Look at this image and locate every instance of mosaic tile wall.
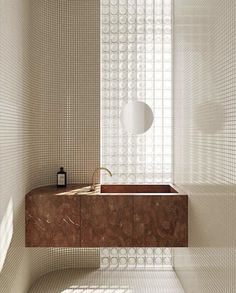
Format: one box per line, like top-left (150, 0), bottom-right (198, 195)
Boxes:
top-left (28, 248), bottom-right (100, 287)
top-left (31, 0), bottom-right (100, 186)
top-left (101, 0), bottom-right (172, 183)
top-left (0, 0), bottom-right (34, 292)
top-left (173, 0), bottom-right (236, 292)
top-left (0, 1), bottom-right (101, 292)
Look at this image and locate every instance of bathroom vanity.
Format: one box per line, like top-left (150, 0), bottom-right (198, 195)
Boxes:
top-left (25, 184), bottom-right (188, 247)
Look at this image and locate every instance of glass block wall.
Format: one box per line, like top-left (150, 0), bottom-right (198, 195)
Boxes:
top-left (100, 247), bottom-right (172, 269)
top-left (101, 0), bottom-right (172, 183)
top-left (101, 0), bottom-right (173, 270)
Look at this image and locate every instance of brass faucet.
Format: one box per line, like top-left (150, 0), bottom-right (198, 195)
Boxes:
top-left (90, 167), bottom-right (112, 191)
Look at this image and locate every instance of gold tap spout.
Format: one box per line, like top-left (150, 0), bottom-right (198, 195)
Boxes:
top-left (90, 167), bottom-right (112, 191)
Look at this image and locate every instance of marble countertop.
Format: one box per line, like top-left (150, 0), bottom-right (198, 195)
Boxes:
top-left (26, 184), bottom-right (187, 197)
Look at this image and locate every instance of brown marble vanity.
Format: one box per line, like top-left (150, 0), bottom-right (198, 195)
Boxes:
top-left (25, 184), bottom-right (188, 247)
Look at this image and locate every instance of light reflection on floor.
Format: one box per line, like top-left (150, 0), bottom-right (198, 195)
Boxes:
top-left (61, 285), bottom-right (132, 293)
top-left (29, 269), bottom-right (185, 293)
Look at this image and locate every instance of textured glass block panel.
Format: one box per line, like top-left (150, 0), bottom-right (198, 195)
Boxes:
top-left (101, 0), bottom-right (172, 184)
top-left (100, 248), bottom-right (173, 269)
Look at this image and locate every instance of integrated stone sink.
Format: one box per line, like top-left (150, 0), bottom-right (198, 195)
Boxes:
top-left (101, 184), bottom-right (178, 194)
top-left (25, 184), bottom-right (188, 247)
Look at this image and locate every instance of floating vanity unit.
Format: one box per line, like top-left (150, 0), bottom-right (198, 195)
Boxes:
top-left (25, 184), bottom-right (188, 247)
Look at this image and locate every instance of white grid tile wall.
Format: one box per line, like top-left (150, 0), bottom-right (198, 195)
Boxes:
top-left (101, 0), bottom-right (172, 184)
top-left (31, 0), bottom-right (100, 186)
top-left (0, 0), bottom-right (35, 292)
top-left (1, 1), bottom-right (101, 292)
top-left (29, 248), bottom-right (100, 285)
top-left (173, 0), bottom-right (236, 292)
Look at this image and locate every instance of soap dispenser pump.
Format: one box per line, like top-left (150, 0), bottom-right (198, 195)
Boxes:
top-left (57, 167), bottom-right (67, 188)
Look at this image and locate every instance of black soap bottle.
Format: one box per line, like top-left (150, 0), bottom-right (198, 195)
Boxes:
top-left (57, 167), bottom-right (67, 188)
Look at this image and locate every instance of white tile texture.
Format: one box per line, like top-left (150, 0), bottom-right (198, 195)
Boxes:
top-left (173, 0), bottom-right (236, 292)
top-left (0, 1), bottom-right (100, 292)
top-left (31, 0), bottom-right (100, 185)
top-left (28, 268), bottom-right (185, 293)
top-left (0, 0), bottom-right (35, 292)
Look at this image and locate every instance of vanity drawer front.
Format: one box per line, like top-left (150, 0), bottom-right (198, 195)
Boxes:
top-left (133, 195), bottom-right (188, 247)
top-left (81, 195), bottom-right (133, 247)
top-left (26, 195), bottom-right (81, 247)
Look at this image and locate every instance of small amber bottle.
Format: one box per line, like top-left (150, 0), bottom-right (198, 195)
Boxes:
top-left (57, 167), bottom-right (67, 188)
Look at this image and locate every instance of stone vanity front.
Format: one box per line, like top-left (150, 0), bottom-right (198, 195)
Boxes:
top-left (25, 184), bottom-right (188, 247)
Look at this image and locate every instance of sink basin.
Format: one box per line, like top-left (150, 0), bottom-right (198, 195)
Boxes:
top-left (101, 184), bottom-right (178, 194)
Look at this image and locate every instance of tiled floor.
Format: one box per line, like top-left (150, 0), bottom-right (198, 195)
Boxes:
top-left (28, 269), bottom-right (185, 293)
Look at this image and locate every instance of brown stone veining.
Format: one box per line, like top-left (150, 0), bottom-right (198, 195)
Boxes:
top-left (26, 185), bottom-right (82, 247)
top-left (81, 195), bottom-right (133, 247)
top-left (133, 195), bottom-right (188, 247)
top-left (25, 184), bottom-right (188, 247)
